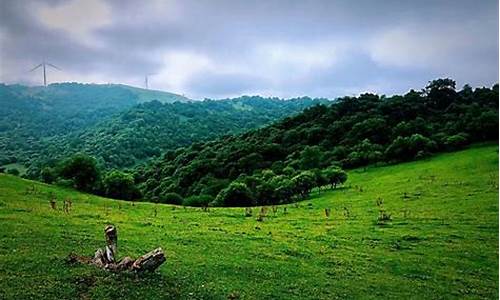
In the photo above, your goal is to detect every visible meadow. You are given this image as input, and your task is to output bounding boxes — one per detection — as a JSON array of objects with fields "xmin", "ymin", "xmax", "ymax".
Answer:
[{"xmin": 0, "ymin": 144, "xmax": 498, "ymax": 299}]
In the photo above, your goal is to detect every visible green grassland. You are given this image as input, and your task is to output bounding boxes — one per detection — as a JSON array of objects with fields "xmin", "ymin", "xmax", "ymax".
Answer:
[{"xmin": 0, "ymin": 144, "xmax": 498, "ymax": 299}]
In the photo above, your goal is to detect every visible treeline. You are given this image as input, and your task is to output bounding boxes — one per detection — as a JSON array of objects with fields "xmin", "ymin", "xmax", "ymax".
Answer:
[
  {"xmin": 32, "ymin": 151, "xmax": 348, "ymax": 207},
  {"xmin": 38, "ymin": 153, "xmax": 140, "ymax": 201},
  {"xmin": 133, "ymin": 79, "xmax": 498, "ymax": 206}
]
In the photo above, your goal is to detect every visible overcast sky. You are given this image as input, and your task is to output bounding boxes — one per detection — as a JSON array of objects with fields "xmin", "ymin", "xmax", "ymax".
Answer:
[{"xmin": 0, "ymin": 0, "xmax": 498, "ymax": 99}]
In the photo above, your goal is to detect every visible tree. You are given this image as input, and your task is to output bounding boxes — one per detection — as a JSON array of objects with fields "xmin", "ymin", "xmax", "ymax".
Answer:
[
  {"xmin": 322, "ymin": 167, "xmax": 348, "ymax": 189},
  {"xmin": 299, "ymin": 146, "xmax": 322, "ymax": 170},
  {"xmin": 41, "ymin": 167, "xmax": 57, "ymax": 184},
  {"xmin": 426, "ymin": 78, "xmax": 457, "ymax": 109},
  {"xmin": 445, "ymin": 133, "xmax": 469, "ymax": 150},
  {"xmin": 159, "ymin": 192, "xmax": 184, "ymax": 205},
  {"xmin": 6, "ymin": 168, "xmax": 19, "ymax": 176},
  {"xmin": 103, "ymin": 170, "xmax": 140, "ymax": 200},
  {"xmin": 183, "ymin": 194, "xmax": 213, "ymax": 207},
  {"xmin": 292, "ymin": 171, "xmax": 316, "ymax": 198},
  {"xmin": 269, "ymin": 175, "xmax": 295, "ymax": 203},
  {"xmin": 58, "ymin": 153, "xmax": 100, "ymax": 192},
  {"xmin": 385, "ymin": 134, "xmax": 436, "ymax": 161},
  {"xmin": 213, "ymin": 181, "xmax": 254, "ymax": 207}
]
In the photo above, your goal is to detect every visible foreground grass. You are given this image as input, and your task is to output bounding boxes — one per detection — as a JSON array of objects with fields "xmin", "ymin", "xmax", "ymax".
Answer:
[{"xmin": 0, "ymin": 144, "xmax": 498, "ymax": 299}]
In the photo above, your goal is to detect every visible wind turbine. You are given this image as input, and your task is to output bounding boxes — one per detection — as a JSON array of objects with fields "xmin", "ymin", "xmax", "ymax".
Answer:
[
  {"xmin": 145, "ymin": 73, "xmax": 155, "ymax": 89},
  {"xmin": 30, "ymin": 60, "xmax": 60, "ymax": 87}
]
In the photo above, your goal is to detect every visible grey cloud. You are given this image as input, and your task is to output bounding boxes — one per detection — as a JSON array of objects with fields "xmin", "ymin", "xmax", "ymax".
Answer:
[{"xmin": 0, "ymin": 0, "xmax": 497, "ymax": 97}]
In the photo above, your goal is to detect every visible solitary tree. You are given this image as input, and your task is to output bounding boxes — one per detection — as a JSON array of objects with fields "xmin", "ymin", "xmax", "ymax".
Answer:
[
  {"xmin": 103, "ymin": 170, "xmax": 140, "ymax": 200},
  {"xmin": 58, "ymin": 153, "xmax": 100, "ymax": 192},
  {"xmin": 322, "ymin": 166, "xmax": 348, "ymax": 189},
  {"xmin": 292, "ymin": 171, "xmax": 316, "ymax": 198},
  {"xmin": 214, "ymin": 181, "xmax": 254, "ymax": 207}
]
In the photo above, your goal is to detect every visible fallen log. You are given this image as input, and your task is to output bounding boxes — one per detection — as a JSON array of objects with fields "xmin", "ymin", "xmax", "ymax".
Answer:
[{"xmin": 68, "ymin": 225, "xmax": 165, "ymax": 273}]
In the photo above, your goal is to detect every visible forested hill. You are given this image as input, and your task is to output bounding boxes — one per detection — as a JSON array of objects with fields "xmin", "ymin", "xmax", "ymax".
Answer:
[
  {"xmin": 0, "ymin": 82, "xmax": 190, "ymax": 168},
  {"xmin": 136, "ymin": 79, "xmax": 498, "ymax": 206},
  {"xmin": 25, "ymin": 96, "xmax": 327, "ymax": 173}
]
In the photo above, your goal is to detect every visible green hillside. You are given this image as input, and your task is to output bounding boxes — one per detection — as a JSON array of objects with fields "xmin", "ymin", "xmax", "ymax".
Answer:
[
  {"xmin": 0, "ymin": 83, "xmax": 189, "ymax": 169},
  {"xmin": 0, "ymin": 144, "xmax": 497, "ymax": 299},
  {"xmin": 0, "ymin": 83, "xmax": 324, "ymax": 173},
  {"xmin": 136, "ymin": 80, "xmax": 498, "ymax": 205}
]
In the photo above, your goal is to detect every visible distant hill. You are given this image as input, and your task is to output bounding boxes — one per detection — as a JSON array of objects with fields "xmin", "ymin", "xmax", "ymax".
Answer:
[
  {"xmin": 26, "ymin": 96, "xmax": 328, "ymax": 172},
  {"xmin": 113, "ymin": 84, "xmax": 191, "ymax": 103},
  {"xmin": 0, "ymin": 82, "xmax": 191, "ymax": 170},
  {"xmin": 0, "ymin": 83, "xmax": 328, "ymax": 175}
]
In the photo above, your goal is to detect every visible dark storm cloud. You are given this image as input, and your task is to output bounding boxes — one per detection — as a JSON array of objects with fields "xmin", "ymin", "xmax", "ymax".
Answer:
[{"xmin": 0, "ymin": 0, "xmax": 497, "ymax": 98}]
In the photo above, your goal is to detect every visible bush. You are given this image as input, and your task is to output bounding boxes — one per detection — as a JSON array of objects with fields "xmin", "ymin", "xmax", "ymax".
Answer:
[
  {"xmin": 385, "ymin": 134, "xmax": 436, "ymax": 161},
  {"xmin": 445, "ymin": 133, "xmax": 469, "ymax": 150},
  {"xmin": 213, "ymin": 181, "xmax": 254, "ymax": 207},
  {"xmin": 6, "ymin": 168, "xmax": 19, "ymax": 176},
  {"xmin": 159, "ymin": 192, "xmax": 184, "ymax": 205},
  {"xmin": 102, "ymin": 170, "xmax": 141, "ymax": 200},
  {"xmin": 58, "ymin": 153, "xmax": 101, "ymax": 192},
  {"xmin": 322, "ymin": 166, "xmax": 348, "ymax": 189},
  {"xmin": 183, "ymin": 194, "xmax": 213, "ymax": 207},
  {"xmin": 41, "ymin": 167, "xmax": 57, "ymax": 184},
  {"xmin": 292, "ymin": 171, "xmax": 316, "ymax": 198}
]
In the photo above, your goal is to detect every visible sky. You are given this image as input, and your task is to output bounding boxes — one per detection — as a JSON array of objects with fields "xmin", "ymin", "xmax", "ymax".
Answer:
[{"xmin": 0, "ymin": 0, "xmax": 498, "ymax": 100}]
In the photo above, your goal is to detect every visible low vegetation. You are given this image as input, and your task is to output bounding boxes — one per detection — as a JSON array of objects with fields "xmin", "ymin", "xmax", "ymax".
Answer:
[{"xmin": 0, "ymin": 144, "xmax": 497, "ymax": 299}]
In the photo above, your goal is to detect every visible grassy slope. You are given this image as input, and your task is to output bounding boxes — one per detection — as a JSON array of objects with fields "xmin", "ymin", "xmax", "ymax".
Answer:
[{"xmin": 0, "ymin": 144, "xmax": 498, "ymax": 299}]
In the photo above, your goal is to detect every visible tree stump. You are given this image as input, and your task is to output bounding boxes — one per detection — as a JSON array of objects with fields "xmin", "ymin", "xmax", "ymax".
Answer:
[{"xmin": 69, "ymin": 225, "xmax": 165, "ymax": 273}]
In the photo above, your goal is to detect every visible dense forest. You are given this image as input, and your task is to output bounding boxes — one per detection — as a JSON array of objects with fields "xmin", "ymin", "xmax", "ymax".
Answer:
[
  {"xmin": 0, "ymin": 83, "xmax": 324, "ymax": 175},
  {"xmin": 132, "ymin": 79, "xmax": 498, "ymax": 206},
  {"xmin": 25, "ymin": 97, "xmax": 325, "ymax": 175},
  {"xmin": 6, "ymin": 79, "xmax": 498, "ymax": 207},
  {"xmin": 0, "ymin": 83, "xmax": 189, "ymax": 168}
]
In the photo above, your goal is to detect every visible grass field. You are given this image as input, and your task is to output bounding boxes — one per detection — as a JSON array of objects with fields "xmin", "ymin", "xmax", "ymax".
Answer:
[{"xmin": 0, "ymin": 144, "xmax": 498, "ymax": 299}]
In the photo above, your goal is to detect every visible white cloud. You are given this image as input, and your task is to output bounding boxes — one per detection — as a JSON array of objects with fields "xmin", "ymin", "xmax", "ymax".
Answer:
[
  {"xmin": 153, "ymin": 51, "xmax": 214, "ymax": 94},
  {"xmin": 254, "ymin": 42, "xmax": 339, "ymax": 80}
]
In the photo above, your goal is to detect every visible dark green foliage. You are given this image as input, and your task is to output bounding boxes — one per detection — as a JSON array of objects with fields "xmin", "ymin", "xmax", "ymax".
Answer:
[
  {"xmin": 41, "ymin": 167, "xmax": 57, "ymax": 184},
  {"xmin": 385, "ymin": 134, "xmax": 436, "ymax": 162},
  {"xmin": 1, "ymin": 83, "xmax": 324, "ymax": 177},
  {"xmin": 322, "ymin": 166, "xmax": 348, "ymax": 189},
  {"xmin": 445, "ymin": 133, "xmax": 469, "ymax": 150},
  {"xmin": 57, "ymin": 153, "xmax": 100, "ymax": 192},
  {"xmin": 0, "ymin": 83, "xmax": 189, "ymax": 172},
  {"xmin": 183, "ymin": 194, "xmax": 213, "ymax": 207},
  {"xmin": 6, "ymin": 168, "xmax": 19, "ymax": 176},
  {"xmin": 102, "ymin": 170, "xmax": 140, "ymax": 200},
  {"xmin": 159, "ymin": 192, "xmax": 184, "ymax": 205},
  {"xmin": 137, "ymin": 79, "xmax": 498, "ymax": 206},
  {"xmin": 214, "ymin": 182, "xmax": 254, "ymax": 207},
  {"xmin": 292, "ymin": 171, "xmax": 317, "ymax": 198}
]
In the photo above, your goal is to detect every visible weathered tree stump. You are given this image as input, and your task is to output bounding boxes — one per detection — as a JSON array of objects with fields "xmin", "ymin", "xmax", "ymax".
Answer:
[{"xmin": 69, "ymin": 225, "xmax": 165, "ymax": 273}]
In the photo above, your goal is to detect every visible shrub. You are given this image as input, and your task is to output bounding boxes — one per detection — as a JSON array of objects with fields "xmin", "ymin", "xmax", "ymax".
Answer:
[
  {"xmin": 445, "ymin": 133, "xmax": 469, "ymax": 150},
  {"xmin": 213, "ymin": 181, "xmax": 254, "ymax": 207},
  {"xmin": 102, "ymin": 170, "xmax": 141, "ymax": 200},
  {"xmin": 292, "ymin": 171, "xmax": 316, "ymax": 198},
  {"xmin": 159, "ymin": 192, "xmax": 184, "ymax": 205},
  {"xmin": 6, "ymin": 168, "xmax": 19, "ymax": 176},
  {"xmin": 41, "ymin": 167, "xmax": 57, "ymax": 184},
  {"xmin": 57, "ymin": 153, "xmax": 100, "ymax": 192},
  {"xmin": 322, "ymin": 166, "xmax": 348, "ymax": 189},
  {"xmin": 183, "ymin": 194, "xmax": 213, "ymax": 207}
]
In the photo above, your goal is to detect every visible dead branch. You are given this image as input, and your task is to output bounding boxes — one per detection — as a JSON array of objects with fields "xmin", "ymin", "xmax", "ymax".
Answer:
[{"xmin": 68, "ymin": 225, "xmax": 165, "ymax": 273}]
